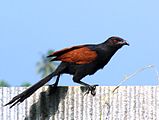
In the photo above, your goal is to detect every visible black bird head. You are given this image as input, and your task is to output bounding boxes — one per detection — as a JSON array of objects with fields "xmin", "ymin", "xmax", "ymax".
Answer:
[{"xmin": 105, "ymin": 36, "xmax": 129, "ymax": 48}]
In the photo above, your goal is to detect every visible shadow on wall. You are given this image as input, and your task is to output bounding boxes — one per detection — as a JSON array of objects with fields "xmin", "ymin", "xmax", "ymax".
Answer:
[{"xmin": 24, "ymin": 86, "xmax": 68, "ymax": 120}]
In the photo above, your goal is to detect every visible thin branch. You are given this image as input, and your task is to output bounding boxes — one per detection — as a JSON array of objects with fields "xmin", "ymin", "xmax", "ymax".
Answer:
[
  {"xmin": 154, "ymin": 67, "xmax": 159, "ymax": 83},
  {"xmin": 112, "ymin": 64, "xmax": 155, "ymax": 93},
  {"xmin": 102, "ymin": 64, "xmax": 159, "ymax": 119}
]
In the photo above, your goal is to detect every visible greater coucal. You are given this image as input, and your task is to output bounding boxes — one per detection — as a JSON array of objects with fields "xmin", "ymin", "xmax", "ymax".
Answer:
[{"xmin": 5, "ymin": 36, "xmax": 129, "ymax": 108}]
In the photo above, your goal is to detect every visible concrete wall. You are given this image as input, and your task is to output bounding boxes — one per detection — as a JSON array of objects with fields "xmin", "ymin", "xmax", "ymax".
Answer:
[{"xmin": 0, "ymin": 86, "xmax": 159, "ymax": 120}]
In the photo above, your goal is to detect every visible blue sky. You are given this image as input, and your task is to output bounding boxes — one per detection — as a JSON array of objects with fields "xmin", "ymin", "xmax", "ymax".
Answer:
[{"xmin": 0, "ymin": 0, "xmax": 159, "ymax": 86}]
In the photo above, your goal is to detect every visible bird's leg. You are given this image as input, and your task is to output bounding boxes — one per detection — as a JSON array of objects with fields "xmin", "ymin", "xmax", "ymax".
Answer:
[
  {"xmin": 73, "ymin": 73, "xmax": 98, "ymax": 96},
  {"xmin": 50, "ymin": 74, "xmax": 60, "ymax": 87},
  {"xmin": 74, "ymin": 80, "xmax": 98, "ymax": 96},
  {"xmin": 48, "ymin": 74, "xmax": 60, "ymax": 95}
]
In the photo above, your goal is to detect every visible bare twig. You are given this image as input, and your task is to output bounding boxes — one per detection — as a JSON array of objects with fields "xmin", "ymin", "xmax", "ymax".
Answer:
[
  {"xmin": 154, "ymin": 67, "xmax": 159, "ymax": 83},
  {"xmin": 112, "ymin": 64, "xmax": 156, "ymax": 93},
  {"xmin": 102, "ymin": 64, "xmax": 159, "ymax": 119}
]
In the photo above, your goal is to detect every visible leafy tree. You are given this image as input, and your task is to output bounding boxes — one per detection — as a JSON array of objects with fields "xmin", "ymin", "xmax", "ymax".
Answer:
[
  {"xmin": 36, "ymin": 50, "xmax": 57, "ymax": 78},
  {"xmin": 0, "ymin": 80, "xmax": 10, "ymax": 87},
  {"xmin": 20, "ymin": 82, "xmax": 31, "ymax": 87}
]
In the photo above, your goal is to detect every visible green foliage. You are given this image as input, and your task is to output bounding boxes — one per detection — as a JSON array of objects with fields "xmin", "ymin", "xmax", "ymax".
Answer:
[
  {"xmin": 36, "ymin": 50, "xmax": 57, "ymax": 78},
  {"xmin": 0, "ymin": 80, "xmax": 10, "ymax": 87},
  {"xmin": 20, "ymin": 82, "xmax": 32, "ymax": 87},
  {"xmin": 47, "ymin": 50, "xmax": 54, "ymax": 56}
]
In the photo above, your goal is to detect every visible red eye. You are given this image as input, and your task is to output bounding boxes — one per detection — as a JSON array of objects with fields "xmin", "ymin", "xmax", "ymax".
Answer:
[{"xmin": 113, "ymin": 39, "xmax": 118, "ymax": 43}]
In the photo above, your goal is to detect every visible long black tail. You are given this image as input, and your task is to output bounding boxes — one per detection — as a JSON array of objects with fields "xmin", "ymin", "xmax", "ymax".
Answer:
[{"xmin": 5, "ymin": 72, "xmax": 56, "ymax": 108}]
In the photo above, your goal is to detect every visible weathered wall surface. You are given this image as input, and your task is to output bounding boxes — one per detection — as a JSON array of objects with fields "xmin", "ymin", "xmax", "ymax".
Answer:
[{"xmin": 0, "ymin": 86, "xmax": 159, "ymax": 120}]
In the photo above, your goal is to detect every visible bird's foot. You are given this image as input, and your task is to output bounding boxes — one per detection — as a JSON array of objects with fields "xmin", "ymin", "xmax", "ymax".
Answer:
[
  {"xmin": 48, "ymin": 83, "xmax": 58, "ymax": 95},
  {"xmin": 84, "ymin": 84, "xmax": 98, "ymax": 96}
]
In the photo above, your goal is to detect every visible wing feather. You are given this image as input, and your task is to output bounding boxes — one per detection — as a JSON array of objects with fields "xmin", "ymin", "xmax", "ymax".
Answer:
[
  {"xmin": 47, "ymin": 45, "xmax": 85, "ymax": 57},
  {"xmin": 48, "ymin": 45, "xmax": 97, "ymax": 64}
]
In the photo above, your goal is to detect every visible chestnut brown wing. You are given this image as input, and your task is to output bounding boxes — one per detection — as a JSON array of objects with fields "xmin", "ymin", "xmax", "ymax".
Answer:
[{"xmin": 48, "ymin": 45, "xmax": 97, "ymax": 64}]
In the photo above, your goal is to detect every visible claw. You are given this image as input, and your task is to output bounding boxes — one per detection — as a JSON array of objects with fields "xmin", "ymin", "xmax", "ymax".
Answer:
[
  {"xmin": 84, "ymin": 90, "xmax": 90, "ymax": 96},
  {"xmin": 84, "ymin": 84, "xmax": 98, "ymax": 96},
  {"xmin": 91, "ymin": 84, "xmax": 98, "ymax": 96},
  {"xmin": 48, "ymin": 84, "xmax": 58, "ymax": 95}
]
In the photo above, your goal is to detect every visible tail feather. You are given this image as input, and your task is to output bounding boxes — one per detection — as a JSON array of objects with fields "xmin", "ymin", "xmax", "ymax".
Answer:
[{"xmin": 4, "ymin": 72, "xmax": 55, "ymax": 108}]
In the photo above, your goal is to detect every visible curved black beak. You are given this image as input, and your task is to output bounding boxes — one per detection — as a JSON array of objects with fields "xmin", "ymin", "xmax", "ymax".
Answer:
[
  {"xmin": 117, "ymin": 40, "xmax": 129, "ymax": 46},
  {"xmin": 122, "ymin": 40, "xmax": 129, "ymax": 46}
]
